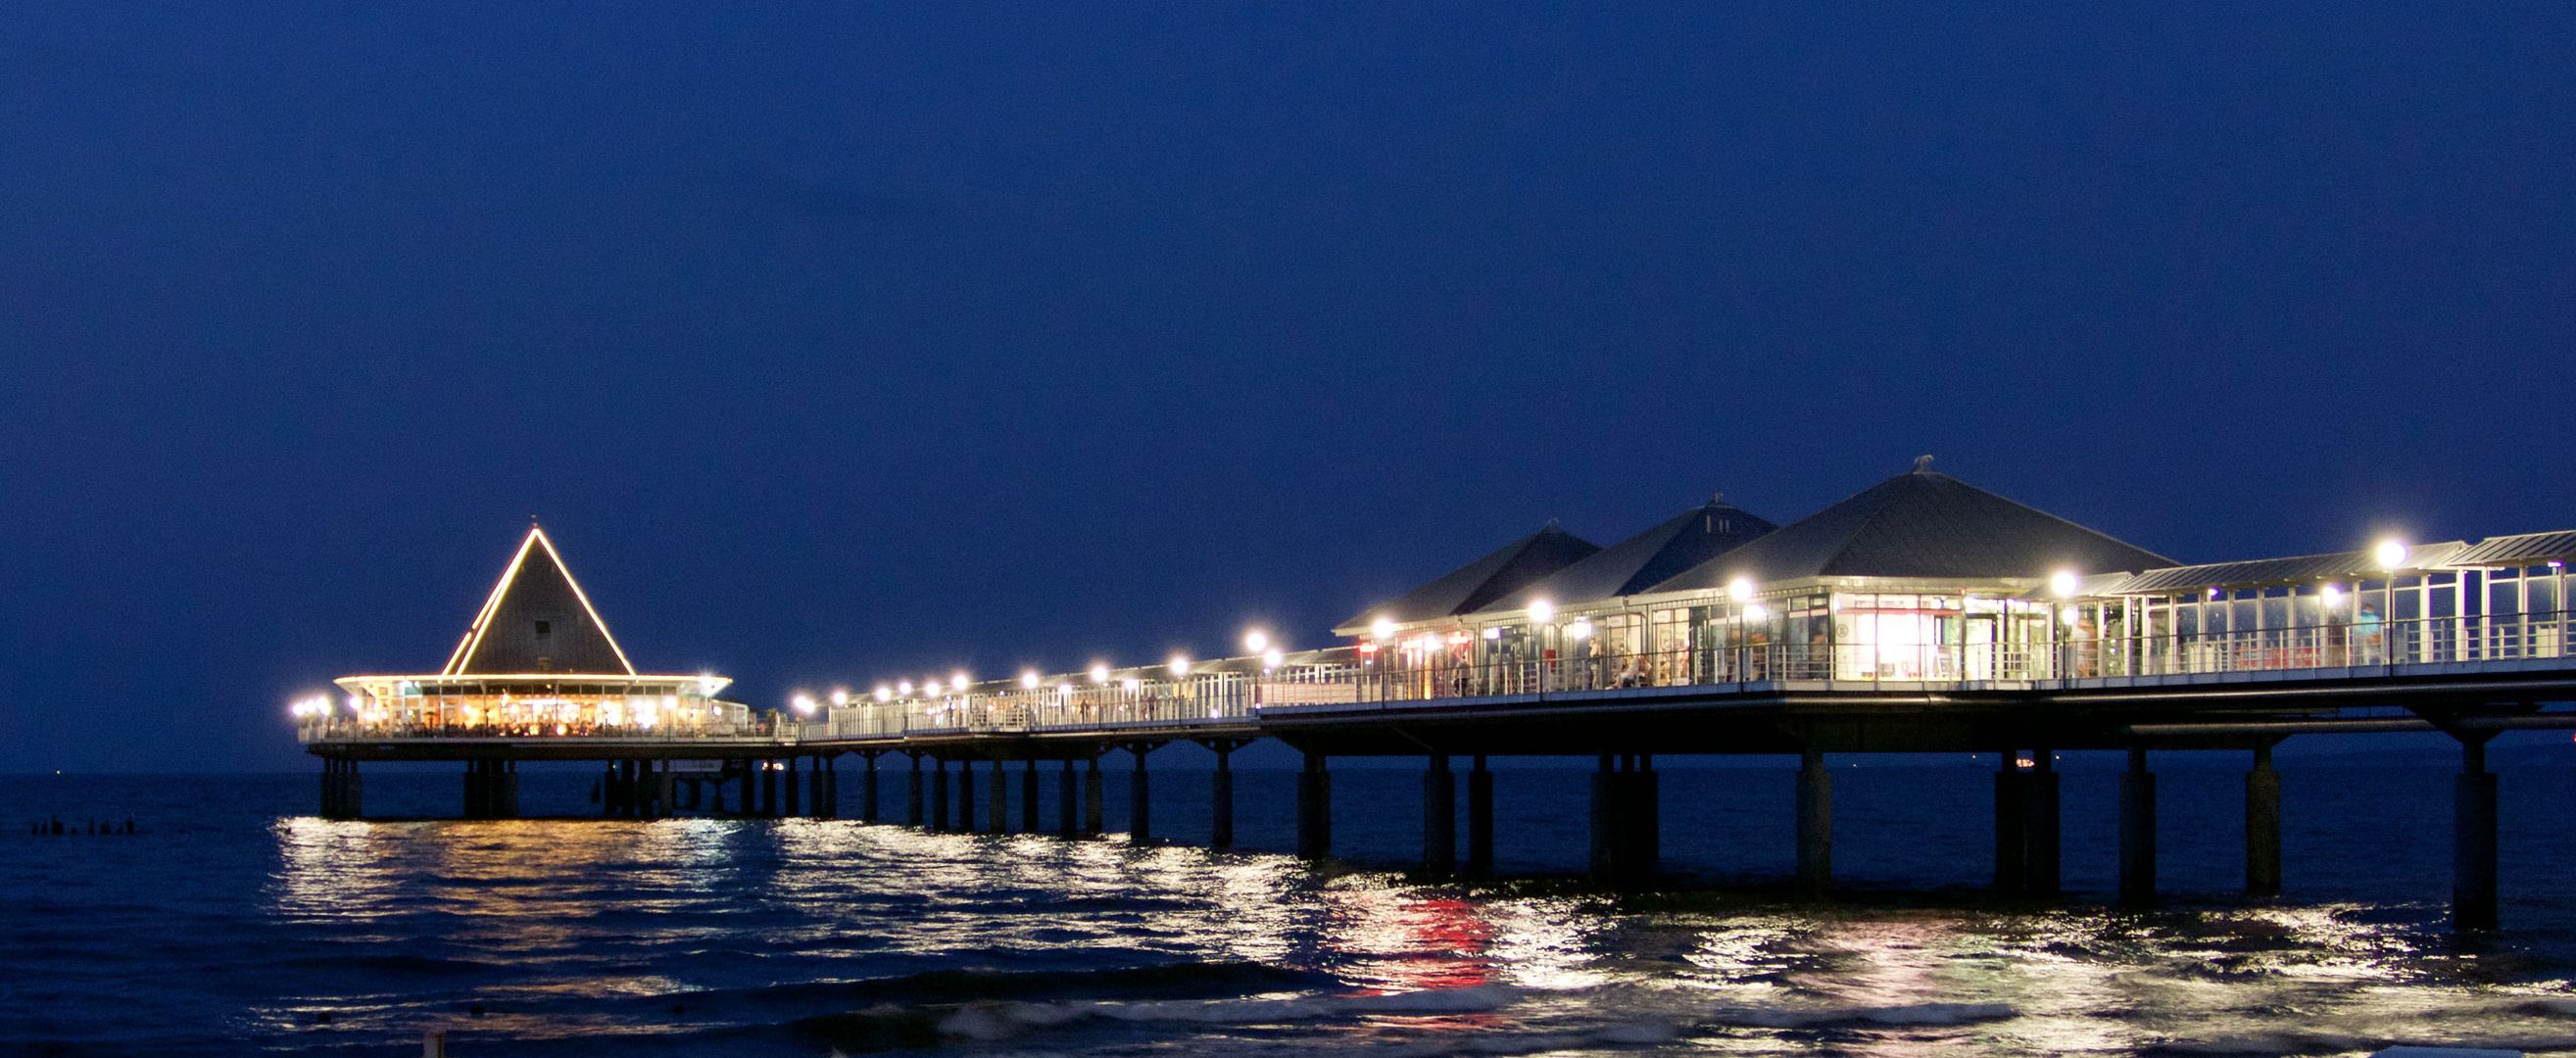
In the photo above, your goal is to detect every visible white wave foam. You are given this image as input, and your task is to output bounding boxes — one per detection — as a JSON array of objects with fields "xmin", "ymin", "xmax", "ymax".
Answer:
[
  {"xmin": 936, "ymin": 984, "xmax": 1523, "ymax": 1039},
  {"xmin": 1714, "ymin": 1001, "xmax": 2017, "ymax": 1029}
]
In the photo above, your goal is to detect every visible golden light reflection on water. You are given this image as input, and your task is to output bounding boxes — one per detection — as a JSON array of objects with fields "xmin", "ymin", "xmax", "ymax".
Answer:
[{"xmin": 266, "ymin": 820, "xmax": 2576, "ymax": 1055}]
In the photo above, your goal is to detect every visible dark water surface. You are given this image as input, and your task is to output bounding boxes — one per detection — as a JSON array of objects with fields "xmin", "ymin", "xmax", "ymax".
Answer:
[{"xmin": 9, "ymin": 759, "xmax": 2576, "ymax": 1056}]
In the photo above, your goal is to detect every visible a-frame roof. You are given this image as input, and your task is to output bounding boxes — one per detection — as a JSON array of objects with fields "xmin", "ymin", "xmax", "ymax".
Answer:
[
  {"xmin": 442, "ymin": 526, "xmax": 638, "ymax": 676},
  {"xmin": 1479, "ymin": 497, "xmax": 1777, "ymax": 613},
  {"xmin": 1645, "ymin": 459, "xmax": 2175, "ymax": 592},
  {"xmin": 1335, "ymin": 525, "xmax": 1602, "ymax": 635}
]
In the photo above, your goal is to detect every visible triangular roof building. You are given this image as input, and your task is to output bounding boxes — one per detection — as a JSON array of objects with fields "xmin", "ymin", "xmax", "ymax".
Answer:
[
  {"xmin": 1480, "ymin": 497, "xmax": 1777, "ymax": 613},
  {"xmin": 1645, "ymin": 458, "xmax": 2173, "ymax": 593},
  {"xmin": 443, "ymin": 526, "xmax": 637, "ymax": 676},
  {"xmin": 1334, "ymin": 525, "xmax": 1601, "ymax": 636}
]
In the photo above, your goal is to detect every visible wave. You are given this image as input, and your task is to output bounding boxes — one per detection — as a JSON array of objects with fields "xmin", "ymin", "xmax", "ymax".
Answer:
[
  {"xmin": 1712, "ymin": 1001, "xmax": 2017, "ymax": 1028},
  {"xmin": 935, "ymin": 983, "xmax": 1523, "ymax": 1039}
]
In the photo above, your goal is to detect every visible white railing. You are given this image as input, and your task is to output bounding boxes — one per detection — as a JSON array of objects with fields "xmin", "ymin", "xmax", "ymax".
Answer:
[{"xmin": 302, "ymin": 611, "xmax": 2576, "ymax": 744}]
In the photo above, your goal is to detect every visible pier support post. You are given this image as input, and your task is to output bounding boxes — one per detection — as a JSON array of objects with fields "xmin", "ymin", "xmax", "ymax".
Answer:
[
  {"xmin": 988, "ymin": 759, "xmax": 1009, "ymax": 835},
  {"xmin": 820, "ymin": 755, "xmax": 838, "ymax": 819},
  {"xmin": 2454, "ymin": 734, "xmax": 2500, "ymax": 931},
  {"xmin": 1210, "ymin": 745, "xmax": 1236, "ymax": 848},
  {"xmin": 1994, "ymin": 752, "xmax": 2026, "ymax": 893},
  {"xmin": 321, "ymin": 759, "xmax": 362, "ymax": 820},
  {"xmin": 2246, "ymin": 743, "xmax": 2281, "ymax": 897},
  {"xmin": 956, "ymin": 760, "xmax": 976, "ymax": 833},
  {"xmin": 787, "ymin": 757, "xmax": 804, "ymax": 818},
  {"xmin": 739, "ymin": 759, "xmax": 756, "ymax": 817},
  {"xmin": 1631, "ymin": 754, "xmax": 1659, "ymax": 877},
  {"xmin": 657, "ymin": 761, "xmax": 677, "ymax": 819},
  {"xmin": 929, "ymin": 758, "xmax": 948, "ymax": 831},
  {"xmin": 1128, "ymin": 744, "xmax": 1153, "ymax": 842},
  {"xmin": 905, "ymin": 754, "xmax": 924, "ymax": 828},
  {"xmin": 2118, "ymin": 747, "xmax": 2157, "ymax": 907},
  {"xmin": 1466, "ymin": 755, "xmax": 1493, "ymax": 877},
  {"xmin": 1424, "ymin": 755, "xmax": 1456, "ymax": 874},
  {"xmin": 1022, "ymin": 760, "xmax": 1040, "ymax": 834},
  {"xmin": 1796, "ymin": 748, "xmax": 1832, "ymax": 897},
  {"xmin": 862, "ymin": 752, "xmax": 882, "ymax": 823},
  {"xmin": 1588, "ymin": 755, "xmax": 1615, "ymax": 878},
  {"xmin": 1059, "ymin": 759, "xmax": 1079, "ymax": 836},
  {"xmin": 1296, "ymin": 751, "xmax": 1332, "ymax": 859},
  {"xmin": 465, "ymin": 760, "xmax": 491, "ymax": 820},
  {"xmin": 2024, "ymin": 748, "xmax": 2061, "ymax": 897},
  {"xmin": 1084, "ymin": 756, "xmax": 1104, "ymax": 835}
]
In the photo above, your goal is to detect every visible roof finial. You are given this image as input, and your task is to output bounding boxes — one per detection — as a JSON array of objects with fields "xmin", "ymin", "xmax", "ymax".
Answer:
[
  {"xmin": 1913, "ymin": 455, "xmax": 1935, "ymax": 473},
  {"xmin": 1543, "ymin": 517, "xmax": 1562, "ymax": 530},
  {"xmin": 1711, "ymin": 491, "xmax": 1726, "ymax": 505}
]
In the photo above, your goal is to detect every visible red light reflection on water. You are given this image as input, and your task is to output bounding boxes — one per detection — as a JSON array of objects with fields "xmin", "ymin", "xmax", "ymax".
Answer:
[{"xmin": 1323, "ymin": 890, "xmax": 1496, "ymax": 992}]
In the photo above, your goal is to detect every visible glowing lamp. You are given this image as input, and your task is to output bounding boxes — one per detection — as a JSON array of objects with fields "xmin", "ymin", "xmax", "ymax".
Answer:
[
  {"xmin": 874, "ymin": 685, "xmax": 893, "ymax": 702},
  {"xmin": 1569, "ymin": 618, "xmax": 1593, "ymax": 640},
  {"xmin": 1371, "ymin": 617, "xmax": 1397, "ymax": 641},
  {"xmin": 830, "ymin": 689, "xmax": 849, "ymax": 707},
  {"xmin": 1021, "ymin": 671, "xmax": 1040, "ymax": 689},
  {"xmin": 1482, "ymin": 627, "xmax": 1501, "ymax": 640},
  {"xmin": 2050, "ymin": 570, "xmax": 2081, "ymax": 598},
  {"xmin": 1262, "ymin": 648, "xmax": 1284, "ymax": 669},
  {"xmin": 1169, "ymin": 656, "xmax": 1190, "ymax": 677},
  {"xmin": 2376, "ymin": 540, "xmax": 2408, "ymax": 569},
  {"xmin": 1727, "ymin": 578, "xmax": 1754, "ymax": 601},
  {"xmin": 1090, "ymin": 664, "xmax": 1110, "ymax": 684},
  {"xmin": 1243, "ymin": 631, "xmax": 1267, "ymax": 653},
  {"xmin": 1530, "ymin": 601, "xmax": 1554, "ymax": 624}
]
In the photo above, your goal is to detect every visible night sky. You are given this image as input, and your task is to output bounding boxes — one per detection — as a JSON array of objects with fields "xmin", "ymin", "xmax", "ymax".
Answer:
[{"xmin": 3, "ymin": 4, "xmax": 2570, "ymax": 772}]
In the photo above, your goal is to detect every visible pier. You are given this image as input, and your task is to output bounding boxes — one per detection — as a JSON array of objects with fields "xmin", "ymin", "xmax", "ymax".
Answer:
[{"xmin": 301, "ymin": 464, "xmax": 2576, "ymax": 931}]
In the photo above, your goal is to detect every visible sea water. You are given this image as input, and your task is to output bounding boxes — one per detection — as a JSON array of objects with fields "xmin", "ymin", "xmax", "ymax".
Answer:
[{"xmin": 7, "ymin": 755, "xmax": 2576, "ymax": 1056}]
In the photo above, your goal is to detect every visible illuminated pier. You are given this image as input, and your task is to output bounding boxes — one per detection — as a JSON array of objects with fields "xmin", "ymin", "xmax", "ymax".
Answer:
[{"xmin": 301, "ymin": 461, "xmax": 2576, "ymax": 931}]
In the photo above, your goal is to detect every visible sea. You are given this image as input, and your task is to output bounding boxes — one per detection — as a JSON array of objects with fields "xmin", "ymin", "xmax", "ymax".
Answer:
[{"xmin": 9, "ymin": 749, "xmax": 2576, "ymax": 1057}]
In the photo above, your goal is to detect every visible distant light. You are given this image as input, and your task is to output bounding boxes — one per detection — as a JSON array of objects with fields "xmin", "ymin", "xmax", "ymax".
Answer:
[
  {"xmin": 1243, "ymin": 631, "xmax": 1267, "ymax": 653},
  {"xmin": 2376, "ymin": 540, "xmax": 2408, "ymax": 569},
  {"xmin": 791, "ymin": 694, "xmax": 817, "ymax": 715},
  {"xmin": 1569, "ymin": 618, "xmax": 1593, "ymax": 640},
  {"xmin": 1370, "ymin": 617, "xmax": 1396, "ymax": 641},
  {"xmin": 1530, "ymin": 601, "xmax": 1554, "ymax": 624},
  {"xmin": 346, "ymin": 695, "xmax": 362, "ymax": 712},
  {"xmin": 830, "ymin": 689, "xmax": 849, "ymax": 707},
  {"xmin": 2050, "ymin": 570, "xmax": 2081, "ymax": 598},
  {"xmin": 898, "ymin": 680, "xmax": 914, "ymax": 696},
  {"xmin": 874, "ymin": 685, "xmax": 893, "ymax": 702},
  {"xmin": 923, "ymin": 679, "xmax": 942, "ymax": 696},
  {"xmin": 1482, "ymin": 627, "xmax": 1501, "ymax": 641},
  {"xmin": 1020, "ymin": 671, "xmax": 1040, "ymax": 690},
  {"xmin": 1056, "ymin": 683, "xmax": 1074, "ymax": 696},
  {"xmin": 1743, "ymin": 603, "xmax": 1769, "ymax": 621},
  {"xmin": 1169, "ymin": 655, "xmax": 1190, "ymax": 677},
  {"xmin": 2321, "ymin": 585, "xmax": 2343, "ymax": 607},
  {"xmin": 2062, "ymin": 605, "xmax": 2081, "ymax": 626},
  {"xmin": 1727, "ymin": 578, "xmax": 1755, "ymax": 601},
  {"xmin": 951, "ymin": 670, "xmax": 970, "ymax": 689},
  {"xmin": 1121, "ymin": 676, "xmax": 1142, "ymax": 691},
  {"xmin": 1261, "ymin": 648, "xmax": 1284, "ymax": 669},
  {"xmin": 1090, "ymin": 664, "xmax": 1110, "ymax": 684}
]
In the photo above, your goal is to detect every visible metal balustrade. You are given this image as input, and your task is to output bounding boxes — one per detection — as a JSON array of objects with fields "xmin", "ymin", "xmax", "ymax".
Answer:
[{"xmin": 301, "ymin": 609, "xmax": 2576, "ymax": 744}]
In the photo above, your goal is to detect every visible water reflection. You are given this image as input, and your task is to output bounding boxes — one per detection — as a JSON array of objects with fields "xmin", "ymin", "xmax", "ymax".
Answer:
[{"xmin": 262, "ymin": 819, "xmax": 2576, "ymax": 1055}]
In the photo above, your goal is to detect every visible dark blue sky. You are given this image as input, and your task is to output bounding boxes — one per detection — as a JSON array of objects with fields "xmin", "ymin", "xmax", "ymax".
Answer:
[{"xmin": 3, "ymin": 4, "xmax": 2570, "ymax": 771}]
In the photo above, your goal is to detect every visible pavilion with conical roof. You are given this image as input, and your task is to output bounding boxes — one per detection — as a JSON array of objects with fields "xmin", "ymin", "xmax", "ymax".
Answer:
[{"xmin": 326, "ymin": 526, "xmax": 743, "ymax": 738}]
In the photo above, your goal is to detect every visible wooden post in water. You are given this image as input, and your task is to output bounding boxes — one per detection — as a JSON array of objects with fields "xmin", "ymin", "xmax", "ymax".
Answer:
[
  {"xmin": 1588, "ymin": 754, "xmax": 1616, "ymax": 879},
  {"xmin": 929, "ymin": 758, "xmax": 948, "ymax": 831},
  {"xmin": 955, "ymin": 759, "xmax": 975, "ymax": 832},
  {"xmin": 863, "ymin": 752, "xmax": 883, "ymax": 823},
  {"xmin": 905, "ymin": 753, "xmax": 924, "ymax": 828},
  {"xmin": 2118, "ymin": 746, "xmax": 2157, "ymax": 907},
  {"xmin": 2454, "ymin": 733, "xmax": 2500, "ymax": 931}
]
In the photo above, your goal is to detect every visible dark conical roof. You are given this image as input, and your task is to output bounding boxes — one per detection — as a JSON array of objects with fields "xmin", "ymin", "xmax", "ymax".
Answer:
[
  {"xmin": 1479, "ymin": 497, "xmax": 1777, "ymax": 612},
  {"xmin": 443, "ymin": 527, "xmax": 637, "ymax": 676},
  {"xmin": 1644, "ymin": 461, "xmax": 2174, "ymax": 591},
  {"xmin": 1335, "ymin": 525, "xmax": 1601, "ymax": 634}
]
